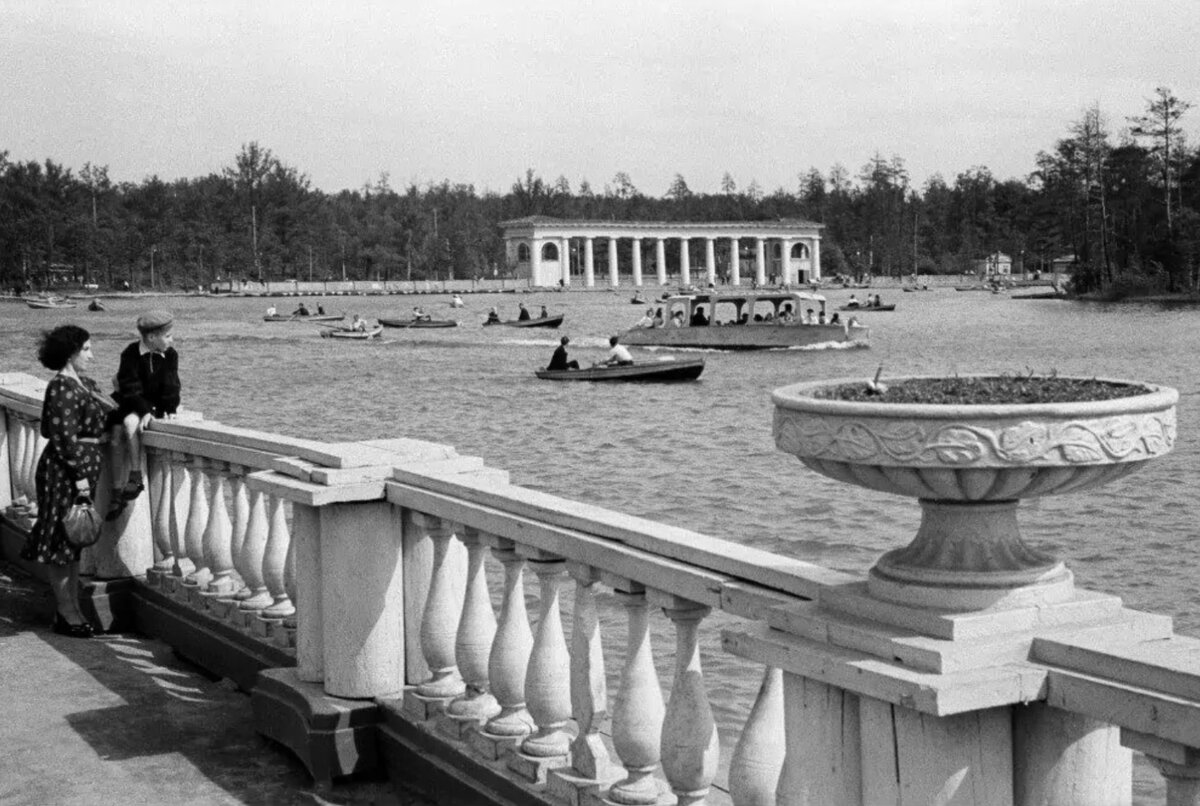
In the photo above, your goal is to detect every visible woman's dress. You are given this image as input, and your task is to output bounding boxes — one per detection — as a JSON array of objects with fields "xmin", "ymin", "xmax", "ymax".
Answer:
[{"xmin": 20, "ymin": 375, "xmax": 109, "ymax": 566}]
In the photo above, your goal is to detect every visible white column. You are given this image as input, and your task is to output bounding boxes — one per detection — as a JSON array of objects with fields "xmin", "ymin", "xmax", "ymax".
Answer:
[
  {"xmin": 730, "ymin": 237, "xmax": 741, "ymax": 286},
  {"xmin": 812, "ymin": 237, "xmax": 821, "ymax": 280},
  {"xmin": 182, "ymin": 456, "xmax": 211, "ymax": 587},
  {"xmin": 584, "ymin": 238, "xmax": 595, "ymax": 287},
  {"xmin": 631, "ymin": 238, "xmax": 643, "ymax": 287},
  {"xmin": 519, "ymin": 557, "xmax": 572, "ymax": 757},
  {"xmin": 531, "ymin": 238, "xmax": 543, "ymax": 286},
  {"xmin": 484, "ymin": 540, "xmax": 535, "ymax": 737},
  {"xmin": 236, "ymin": 486, "xmax": 272, "ymax": 609},
  {"xmin": 608, "ymin": 238, "xmax": 619, "ymax": 288},
  {"xmin": 781, "ymin": 238, "xmax": 794, "ymax": 284},
  {"xmin": 167, "ymin": 452, "xmax": 194, "ymax": 579},
  {"xmin": 655, "ymin": 239, "xmax": 667, "ymax": 285},
  {"xmin": 567, "ymin": 563, "xmax": 610, "ymax": 778},
  {"xmin": 413, "ymin": 512, "xmax": 466, "ymax": 699},
  {"xmin": 680, "ymin": 238, "xmax": 691, "ymax": 285},
  {"xmin": 609, "ymin": 588, "xmax": 663, "ymax": 804},
  {"xmin": 755, "ymin": 238, "xmax": 766, "ymax": 286},
  {"xmin": 259, "ymin": 494, "xmax": 294, "ymax": 619},
  {"xmin": 201, "ymin": 463, "xmax": 236, "ymax": 595},
  {"xmin": 147, "ymin": 451, "xmax": 174, "ymax": 576},
  {"xmin": 659, "ymin": 598, "xmax": 718, "ymax": 806},
  {"xmin": 705, "ymin": 237, "xmax": 716, "ymax": 285},
  {"xmin": 560, "ymin": 238, "xmax": 570, "ymax": 287},
  {"xmin": 446, "ymin": 525, "xmax": 499, "ymax": 721}
]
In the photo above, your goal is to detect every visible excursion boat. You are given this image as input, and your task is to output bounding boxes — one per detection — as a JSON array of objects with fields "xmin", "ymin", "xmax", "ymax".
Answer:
[
  {"xmin": 483, "ymin": 314, "xmax": 564, "ymax": 329},
  {"xmin": 618, "ymin": 291, "xmax": 868, "ymax": 351},
  {"xmin": 536, "ymin": 357, "xmax": 705, "ymax": 382},
  {"xmin": 319, "ymin": 324, "xmax": 383, "ymax": 340},
  {"xmin": 264, "ymin": 313, "xmax": 345, "ymax": 322},
  {"xmin": 379, "ymin": 317, "xmax": 459, "ymax": 329}
]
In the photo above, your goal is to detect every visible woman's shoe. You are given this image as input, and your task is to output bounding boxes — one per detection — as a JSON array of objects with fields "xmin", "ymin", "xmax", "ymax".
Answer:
[{"xmin": 52, "ymin": 613, "xmax": 94, "ymax": 639}]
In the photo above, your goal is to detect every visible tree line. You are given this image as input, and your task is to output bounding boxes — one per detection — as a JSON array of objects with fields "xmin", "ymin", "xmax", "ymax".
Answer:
[{"xmin": 2, "ymin": 87, "xmax": 1196, "ymax": 296}]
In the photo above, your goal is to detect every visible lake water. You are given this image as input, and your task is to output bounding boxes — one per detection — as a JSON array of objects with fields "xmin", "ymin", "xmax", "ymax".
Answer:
[{"xmin": 3, "ymin": 286, "xmax": 1195, "ymax": 800}]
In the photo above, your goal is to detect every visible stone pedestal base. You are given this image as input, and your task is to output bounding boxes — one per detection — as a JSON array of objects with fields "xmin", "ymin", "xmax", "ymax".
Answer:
[
  {"xmin": 252, "ymin": 667, "xmax": 380, "ymax": 787},
  {"xmin": 467, "ymin": 728, "xmax": 524, "ymax": 761},
  {"xmin": 401, "ymin": 689, "xmax": 453, "ymax": 723},
  {"xmin": 507, "ymin": 748, "xmax": 570, "ymax": 784},
  {"xmin": 547, "ymin": 767, "xmax": 624, "ymax": 806}
]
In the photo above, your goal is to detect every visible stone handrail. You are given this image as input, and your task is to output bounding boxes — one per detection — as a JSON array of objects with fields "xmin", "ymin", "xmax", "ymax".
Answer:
[{"xmin": 6, "ymin": 370, "xmax": 1200, "ymax": 804}]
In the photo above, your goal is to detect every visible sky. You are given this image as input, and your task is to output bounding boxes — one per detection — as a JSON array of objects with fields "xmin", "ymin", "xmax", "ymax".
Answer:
[{"xmin": 2, "ymin": 0, "xmax": 1198, "ymax": 197}]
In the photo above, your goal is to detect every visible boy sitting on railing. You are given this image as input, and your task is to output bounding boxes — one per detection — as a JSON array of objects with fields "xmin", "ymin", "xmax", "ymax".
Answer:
[{"xmin": 106, "ymin": 309, "xmax": 181, "ymax": 521}]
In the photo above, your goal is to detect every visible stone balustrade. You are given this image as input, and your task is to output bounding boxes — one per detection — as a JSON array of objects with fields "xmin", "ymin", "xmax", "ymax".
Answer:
[{"xmin": 6, "ymin": 369, "xmax": 1200, "ymax": 804}]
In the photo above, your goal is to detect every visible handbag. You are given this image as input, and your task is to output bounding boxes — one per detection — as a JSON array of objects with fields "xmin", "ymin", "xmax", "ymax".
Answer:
[{"xmin": 62, "ymin": 498, "xmax": 103, "ymax": 548}]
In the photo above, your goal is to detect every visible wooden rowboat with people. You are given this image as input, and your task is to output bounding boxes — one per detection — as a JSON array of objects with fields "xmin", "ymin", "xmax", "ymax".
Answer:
[
  {"xmin": 264, "ymin": 313, "xmax": 345, "ymax": 323},
  {"xmin": 379, "ymin": 317, "xmax": 459, "ymax": 329},
  {"xmin": 483, "ymin": 314, "xmax": 564, "ymax": 329},
  {"xmin": 318, "ymin": 324, "xmax": 383, "ymax": 340},
  {"xmin": 619, "ymin": 290, "xmax": 868, "ymax": 351},
  {"xmin": 535, "ymin": 356, "xmax": 705, "ymax": 382}
]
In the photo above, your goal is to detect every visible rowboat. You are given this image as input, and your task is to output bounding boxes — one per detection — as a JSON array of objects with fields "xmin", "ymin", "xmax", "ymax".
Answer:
[
  {"xmin": 26, "ymin": 299, "xmax": 77, "ymax": 309},
  {"xmin": 484, "ymin": 314, "xmax": 564, "ymax": 329},
  {"xmin": 619, "ymin": 291, "xmax": 867, "ymax": 351},
  {"xmin": 536, "ymin": 357, "xmax": 705, "ymax": 382},
  {"xmin": 379, "ymin": 317, "xmax": 459, "ymax": 329},
  {"xmin": 319, "ymin": 325, "xmax": 383, "ymax": 340},
  {"xmin": 838, "ymin": 303, "xmax": 896, "ymax": 311},
  {"xmin": 265, "ymin": 313, "xmax": 345, "ymax": 322}
]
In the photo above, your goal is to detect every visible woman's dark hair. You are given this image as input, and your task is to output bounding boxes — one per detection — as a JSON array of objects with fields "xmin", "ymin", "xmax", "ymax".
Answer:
[{"xmin": 38, "ymin": 325, "xmax": 90, "ymax": 371}]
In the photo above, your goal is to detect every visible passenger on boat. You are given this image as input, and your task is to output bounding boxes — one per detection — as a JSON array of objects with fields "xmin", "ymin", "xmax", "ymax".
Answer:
[
  {"xmin": 350, "ymin": 314, "xmax": 367, "ymax": 332},
  {"xmin": 547, "ymin": 336, "xmax": 580, "ymax": 371},
  {"xmin": 670, "ymin": 311, "xmax": 684, "ymax": 327},
  {"xmin": 451, "ymin": 295, "xmax": 465, "ymax": 308},
  {"xmin": 652, "ymin": 308, "xmax": 665, "ymax": 327},
  {"xmin": 817, "ymin": 310, "xmax": 827, "ymax": 324},
  {"xmin": 690, "ymin": 306, "xmax": 709, "ymax": 326},
  {"xmin": 413, "ymin": 306, "xmax": 431, "ymax": 321},
  {"xmin": 778, "ymin": 304, "xmax": 795, "ymax": 323},
  {"xmin": 316, "ymin": 303, "xmax": 326, "ymax": 315},
  {"xmin": 293, "ymin": 302, "xmax": 310, "ymax": 316},
  {"xmin": 486, "ymin": 307, "xmax": 501, "ymax": 324},
  {"xmin": 803, "ymin": 308, "xmax": 816, "ymax": 325},
  {"xmin": 846, "ymin": 295, "xmax": 860, "ymax": 308},
  {"xmin": 517, "ymin": 303, "xmax": 531, "ymax": 321},
  {"xmin": 635, "ymin": 308, "xmax": 654, "ymax": 328},
  {"xmin": 540, "ymin": 305, "xmax": 549, "ymax": 319},
  {"xmin": 829, "ymin": 312, "xmax": 841, "ymax": 325},
  {"xmin": 88, "ymin": 298, "xmax": 104, "ymax": 312},
  {"xmin": 266, "ymin": 305, "xmax": 277, "ymax": 317},
  {"xmin": 601, "ymin": 335, "xmax": 634, "ymax": 366}
]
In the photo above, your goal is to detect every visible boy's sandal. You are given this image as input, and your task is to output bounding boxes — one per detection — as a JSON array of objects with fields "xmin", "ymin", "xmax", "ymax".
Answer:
[
  {"xmin": 104, "ymin": 499, "xmax": 128, "ymax": 522},
  {"xmin": 120, "ymin": 480, "xmax": 145, "ymax": 501}
]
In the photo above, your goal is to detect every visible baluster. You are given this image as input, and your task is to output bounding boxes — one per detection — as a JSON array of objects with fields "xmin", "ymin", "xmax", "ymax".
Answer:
[
  {"xmin": 413, "ymin": 513, "xmax": 465, "ymax": 700},
  {"xmin": 182, "ymin": 456, "xmax": 211, "ymax": 587},
  {"xmin": 235, "ymin": 485, "xmax": 272, "ymax": 610},
  {"xmin": 729, "ymin": 667, "xmax": 785, "ymax": 806},
  {"xmin": 658, "ymin": 597, "xmax": 718, "ymax": 806},
  {"xmin": 480, "ymin": 540, "xmax": 535, "ymax": 738},
  {"xmin": 259, "ymin": 494, "xmax": 294, "ymax": 619},
  {"xmin": 445, "ymin": 525, "xmax": 499, "ymax": 723},
  {"xmin": 202, "ymin": 462, "xmax": 236, "ymax": 595},
  {"xmin": 7, "ymin": 416, "xmax": 28, "ymax": 502},
  {"xmin": 147, "ymin": 450, "xmax": 174, "ymax": 577},
  {"xmin": 167, "ymin": 452, "xmax": 195, "ymax": 580},
  {"xmin": 225, "ymin": 466, "xmax": 250, "ymax": 597},
  {"xmin": 567, "ymin": 563, "xmax": 610, "ymax": 777},
  {"xmin": 516, "ymin": 556, "xmax": 571, "ymax": 761},
  {"xmin": 608, "ymin": 586, "xmax": 664, "ymax": 805},
  {"xmin": 0, "ymin": 407, "xmax": 10, "ymax": 511},
  {"xmin": 14, "ymin": 418, "xmax": 32, "ymax": 501}
]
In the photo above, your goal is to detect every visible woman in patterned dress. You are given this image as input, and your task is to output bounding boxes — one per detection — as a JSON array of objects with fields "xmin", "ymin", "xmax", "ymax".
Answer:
[{"xmin": 20, "ymin": 325, "xmax": 113, "ymax": 638}]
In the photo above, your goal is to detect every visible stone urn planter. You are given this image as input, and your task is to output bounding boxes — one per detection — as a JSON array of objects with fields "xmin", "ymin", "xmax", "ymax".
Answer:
[{"xmin": 772, "ymin": 375, "xmax": 1177, "ymax": 610}]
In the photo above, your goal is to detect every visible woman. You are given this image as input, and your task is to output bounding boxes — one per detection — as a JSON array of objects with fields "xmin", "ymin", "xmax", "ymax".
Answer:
[{"xmin": 21, "ymin": 325, "xmax": 113, "ymax": 638}]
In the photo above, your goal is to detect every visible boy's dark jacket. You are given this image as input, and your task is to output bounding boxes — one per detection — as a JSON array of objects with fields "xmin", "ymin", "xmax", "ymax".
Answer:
[{"xmin": 115, "ymin": 342, "xmax": 181, "ymax": 418}]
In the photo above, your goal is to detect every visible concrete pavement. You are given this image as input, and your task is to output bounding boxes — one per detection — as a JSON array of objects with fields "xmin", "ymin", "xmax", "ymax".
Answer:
[{"xmin": 0, "ymin": 559, "xmax": 411, "ymax": 806}]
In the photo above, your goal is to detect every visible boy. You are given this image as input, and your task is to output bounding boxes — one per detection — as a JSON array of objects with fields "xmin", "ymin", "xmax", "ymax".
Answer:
[{"xmin": 106, "ymin": 309, "xmax": 181, "ymax": 520}]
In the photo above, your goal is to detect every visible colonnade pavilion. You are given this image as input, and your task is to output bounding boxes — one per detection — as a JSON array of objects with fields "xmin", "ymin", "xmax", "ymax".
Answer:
[{"xmin": 499, "ymin": 216, "xmax": 824, "ymax": 288}]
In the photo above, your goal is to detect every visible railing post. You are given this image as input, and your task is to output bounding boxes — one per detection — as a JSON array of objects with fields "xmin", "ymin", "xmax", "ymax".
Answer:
[
  {"xmin": 441, "ymin": 524, "xmax": 499, "ymax": 735},
  {"xmin": 235, "ymin": 485, "xmax": 271, "ymax": 610},
  {"xmin": 656, "ymin": 595, "xmax": 718, "ymax": 806},
  {"xmin": 547, "ymin": 562, "xmax": 615, "ymax": 803},
  {"xmin": 509, "ymin": 553, "xmax": 571, "ymax": 782},
  {"xmin": 225, "ymin": 465, "xmax": 250, "ymax": 596},
  {"xmin": 318, "ymin": 500, "xmax": 405, "ymax": 697},
  {"xmin": 0, "ymin": 407, "xmax": 11, "ymax": 510},
  {"xmin": 412, "ymin": 513, "xmax": 465, "ymax": 702},
  {"xmin": 147, "ymin": 449, "xmax": 174, "ymax": 579},
  {"xmin": 201, "ymin": 462, "xmax": 237, "ymax": 596},
  {"xmin": 259, "ymin": 494, "xmax": 293, "ymax": 619},
  {"xmin": 167, "ymin": 451, "xmax": 195, "ymax": 582},
  {"xmin": 468, "ymin": 537, "xmax": 534, "ymax": 761},
  {"xmin": 182, "ymin": 455, "xmax": 211, "ymax": 588},
  {"xmin": 728, "ymin": 667, "xmax": 785, "ymax": 806},
  {"xmin": 608, "ymin": 585, "xmax": 664, "ymax": 806},
  {"xmin": 1013, "ymin": 703, "xmax": 1130, "ymax": 805}
]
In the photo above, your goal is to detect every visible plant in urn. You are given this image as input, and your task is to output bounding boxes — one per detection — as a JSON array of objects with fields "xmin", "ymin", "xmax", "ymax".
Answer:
[{"xmin": 773, "ymin": 374, "xmax": 1177, "ymax": 610}]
